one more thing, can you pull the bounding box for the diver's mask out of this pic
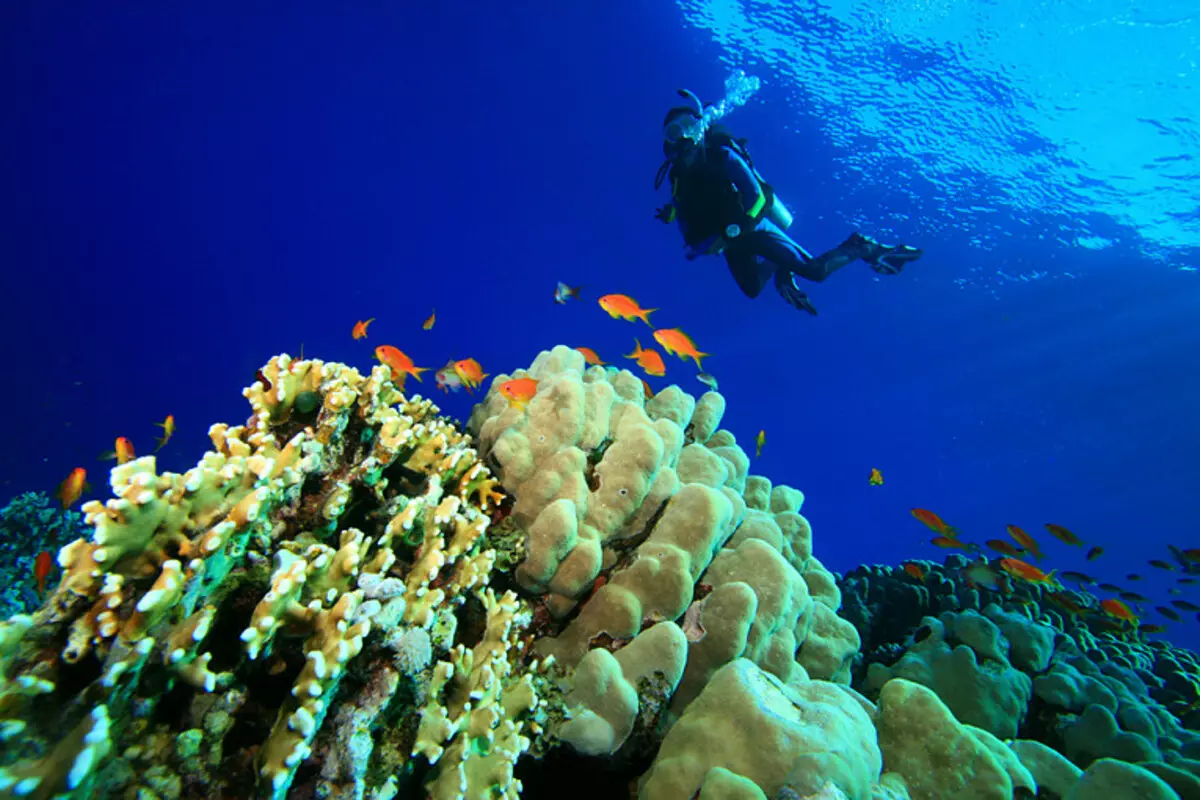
[663,108,703,158]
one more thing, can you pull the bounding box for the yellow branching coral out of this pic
[414,588,548,800]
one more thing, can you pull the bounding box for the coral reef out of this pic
[0,492,89,618]
[5,345,1200,799]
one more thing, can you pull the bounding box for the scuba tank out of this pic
[765,193,794,230]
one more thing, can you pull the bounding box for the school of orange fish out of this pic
[901,506,1200,637]
[44,284,1191,644]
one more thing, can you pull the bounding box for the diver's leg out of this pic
[723,247,776,298]
[736,228,819,314]
[804,232,923,277]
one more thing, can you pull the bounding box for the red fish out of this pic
[652,328,709,369]
[352,318,374,340]
[101,436,136,465]
[1044,523,1083,546]
[452,358,489,393]
[985,539,1025,557]
[1100,597,1137,624]
[999,558,1059,587]
[498,378,539,412]
[34,551,53,599]
[911,509,957,537]
[902,563,926,583]
[1006,525,1043,560]
[625,339,667,377]
[931,536,978,552]
[1086,546,1104,561]
[56,467,88,509]
[575,347,606,366]
[868,468,883,486]
[422,310,436,330]
[599,294,657,326]
[374,345,428,387]
[640,379,654,401]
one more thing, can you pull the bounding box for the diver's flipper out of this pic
[867,244,923,275]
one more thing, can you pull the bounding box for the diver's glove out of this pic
[654,205,677,224]
[774,268,818,316]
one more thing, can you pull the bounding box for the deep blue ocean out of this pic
[3,4,1198,646]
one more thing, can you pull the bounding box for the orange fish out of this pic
[453,358,489,393]
[575,347,606,366]
[985,539,1025,557]
[498,378,538,412]
[625,339,666,377]
[352,318,375,340]
[34,551,53,599]
[422,310,436,330]
[154,415,176,452]
[100,436,136,465]
[911,509,958,537]
[1006,525,1043,560]
[755,430,766,458]
[931,536,978,552]
[1086,545,1104,561]
[999,557,1059,587]
[56,467,88,509]
[902,563,925,583]
[599,294,657,326]
[652,328,709,369]
[374,345,428,387]
[1100,597,1138,624]
[868,468,883,486]
[640,379,654,400]
[1044,523,1083,546]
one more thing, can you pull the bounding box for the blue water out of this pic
[2,3,1198,646]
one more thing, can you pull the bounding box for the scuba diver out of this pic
[654,89,923,315]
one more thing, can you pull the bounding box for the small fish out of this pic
[696,372,719,391]
[1100,597,1137,624]
[154,415,176,452]
[434,360,464,393]
[1159,607,1184,621]
[1149,559,1176,571]
[498,378,539,412]
[1097,583,1123,593]
[1180,577,1199,585]
[34,551,53,599]
[1007,595,1037,607]
[422,310,436,330]
[986,539,1025,557]
[911,509,958,537]
[960,560,1009,592]
[1172,599,1200,612]
[755,429,766,459]
[652,327,710,369]
[1006,525,1044,560]
[453,358,489,393]
[554,282,583,305]
[100,436,136,465]
[868,468,883,486]
[640,379,654,400]
[598,294,657,325]
[1045,591,1087,615]
[352,318,375,340]
[624,339,667,377]
[1182,549,1200,563]
[1044,523,1084,546]
[1086,546,1105,561]
[56,467,88,509]
[931,536,978,552]
[374,345,428,388]
[902,563,926,583]
[1126,573,1143,582]
[1060,571,1096,587]
[999,558,1059,587]
[1169,588,1183,596]
[1120,591,1149,603]
[575,347,606,366]
[1140,624,1168,634]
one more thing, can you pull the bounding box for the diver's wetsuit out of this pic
[683,145,858,297]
